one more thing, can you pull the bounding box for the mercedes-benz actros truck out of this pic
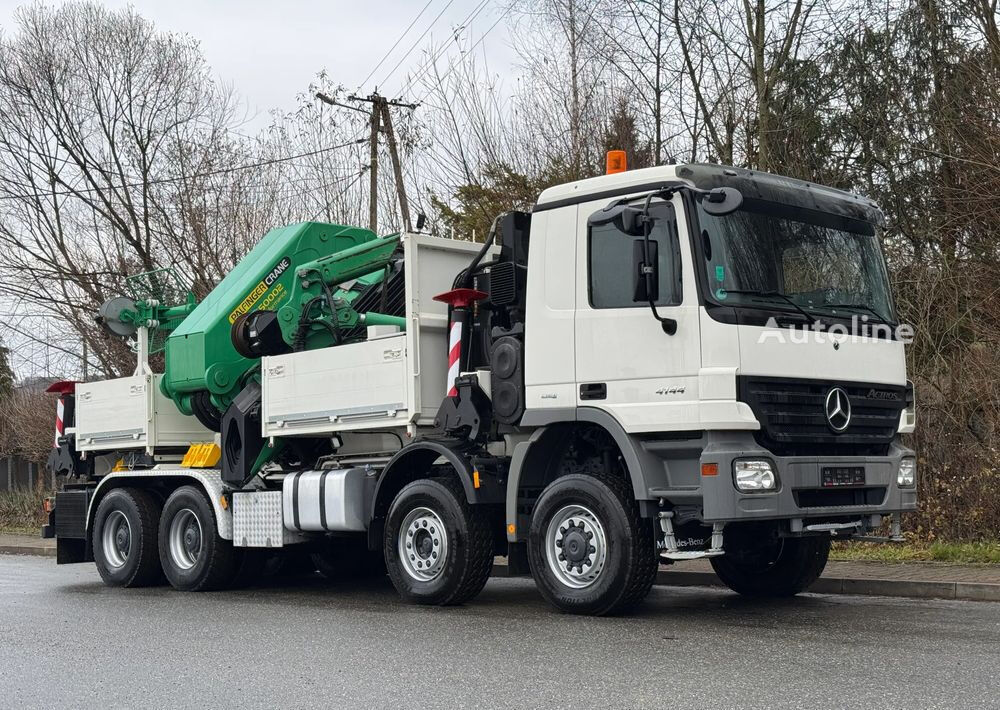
[43,160,917,615]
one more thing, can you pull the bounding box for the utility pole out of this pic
[318,91,417,233]
[366,100,382,232]
[377,100,413,233]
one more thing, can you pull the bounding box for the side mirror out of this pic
[700,187,743,216]
[632,239,658,302]
[589,203,645,236]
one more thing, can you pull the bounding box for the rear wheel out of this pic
[384,477,493,606]
[527,474,657,616]
[92,487,163,588]
[158,486,239,591]
[710,525,830,597]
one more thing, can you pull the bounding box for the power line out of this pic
[399,0,491,97]
[379,0,458,90]
[157,169,368,213]
[309,168,368,222]
[414,5,512,104]
[399,0,493,98]
[358,0,438,91]
[0,137,367,202]
[0,319,91,365]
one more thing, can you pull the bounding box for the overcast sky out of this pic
[0,1,520,378]
[0,0,517,131]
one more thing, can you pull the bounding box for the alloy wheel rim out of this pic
[398,506,448,582]
[168,508,203,571]
[102,510,132,569]
[545,504,608,589]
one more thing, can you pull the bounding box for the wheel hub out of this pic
[115,526,130,552]
[183,523,201,556]
[559,523,594,568]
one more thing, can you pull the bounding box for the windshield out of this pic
[698,197,895,323]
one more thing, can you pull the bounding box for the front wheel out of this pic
[710,525,830,597]
[158,486,239,591]
[384,477,493,606]
[527,474,657,616]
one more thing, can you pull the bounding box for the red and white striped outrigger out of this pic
[432,288,487,397]
[45,380,78,448]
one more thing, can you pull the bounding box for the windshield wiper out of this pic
[717,289,817,325]
[820,302,894,325]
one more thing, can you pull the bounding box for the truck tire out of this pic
[710,530,830,597]
[527,474,657,616]
[158,485,239,592]
[312,538,385,582]
[92,487,163,588]
[384,477,493,606]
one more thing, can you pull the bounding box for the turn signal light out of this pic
[606,150,627,174]
[701,463,719,477]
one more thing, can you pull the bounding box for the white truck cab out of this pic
[46,162,916,616]
[514,164,914,533]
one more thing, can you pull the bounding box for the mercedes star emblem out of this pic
[825,387,851,432]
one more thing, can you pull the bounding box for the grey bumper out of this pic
[639,431,916,523]
[698,432,916,522]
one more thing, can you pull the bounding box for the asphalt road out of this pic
[2,555,998,709]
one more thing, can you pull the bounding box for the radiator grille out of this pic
[738,376,906,456]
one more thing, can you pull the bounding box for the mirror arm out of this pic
[639,193,678,336]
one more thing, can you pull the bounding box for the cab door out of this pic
[573,194,702,433]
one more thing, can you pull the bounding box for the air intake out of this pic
[489,262,517,306]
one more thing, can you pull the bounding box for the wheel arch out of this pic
[506,408,654,541]
[367,441,481,551]
[87,470,232,542]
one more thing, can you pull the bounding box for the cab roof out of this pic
[533,163,883,225]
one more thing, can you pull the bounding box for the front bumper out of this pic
[698,432,916,523]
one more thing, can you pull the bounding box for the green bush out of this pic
[0,486,50,535]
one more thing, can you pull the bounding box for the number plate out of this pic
[821,466,866,487]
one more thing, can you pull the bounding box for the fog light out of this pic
[898,458,916,488]
[734,459,778,492]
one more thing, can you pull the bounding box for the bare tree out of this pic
[0,3,276,376]
[671,0,818,168]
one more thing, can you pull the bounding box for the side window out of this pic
[588,202,682,308]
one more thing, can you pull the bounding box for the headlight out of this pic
[898,458,916,487]
[734,459,778,492]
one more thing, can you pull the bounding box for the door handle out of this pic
[580,383,607,400]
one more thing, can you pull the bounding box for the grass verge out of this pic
[832,540,1000,565]
[0,487,49,536]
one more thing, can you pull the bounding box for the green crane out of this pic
[97,222,405,431]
